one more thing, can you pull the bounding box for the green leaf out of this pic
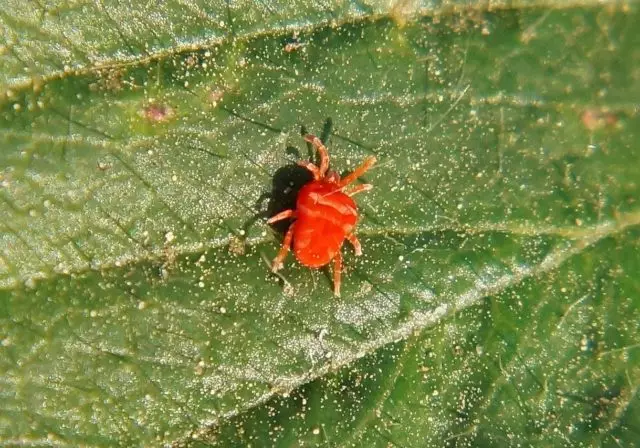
[2,2,639,446]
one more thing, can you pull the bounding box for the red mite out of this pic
[268,134,376,296]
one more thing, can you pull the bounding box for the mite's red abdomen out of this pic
[293,181,357,267]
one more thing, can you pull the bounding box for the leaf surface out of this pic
[1,2,639,446]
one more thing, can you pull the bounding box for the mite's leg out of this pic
[339,156,377,187]
[345,184,373,197]
[297,161,321,180]
[267,209,296,224]
[304,134,330,177]
[272,222,295,272]
[332,250,343,297]
[346,234,362,256]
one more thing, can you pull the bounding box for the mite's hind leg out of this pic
[332,250,343,297]
[267,209,296,224]
[346,234,362,256]
[271,222,295,272]
[345,184,373,197]
[297,161,321,180]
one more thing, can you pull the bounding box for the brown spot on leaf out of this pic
[207,88,225,106]
[581,108,619,131]
[228,236,245,256]
[142,103,176,123]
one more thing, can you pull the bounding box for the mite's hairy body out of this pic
[294,181,358,267]
[267,134,376,297]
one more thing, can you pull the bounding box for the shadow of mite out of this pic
[244,117,333,237]
[241,146,312,237]
[263,157,313,235]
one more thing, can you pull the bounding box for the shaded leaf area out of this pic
[0,4,639,448]
[194,228,640,447]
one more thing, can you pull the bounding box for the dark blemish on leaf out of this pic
[283,33,306,53]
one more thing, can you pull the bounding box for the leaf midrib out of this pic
[1,0,613,95]
[4,211,639,292]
